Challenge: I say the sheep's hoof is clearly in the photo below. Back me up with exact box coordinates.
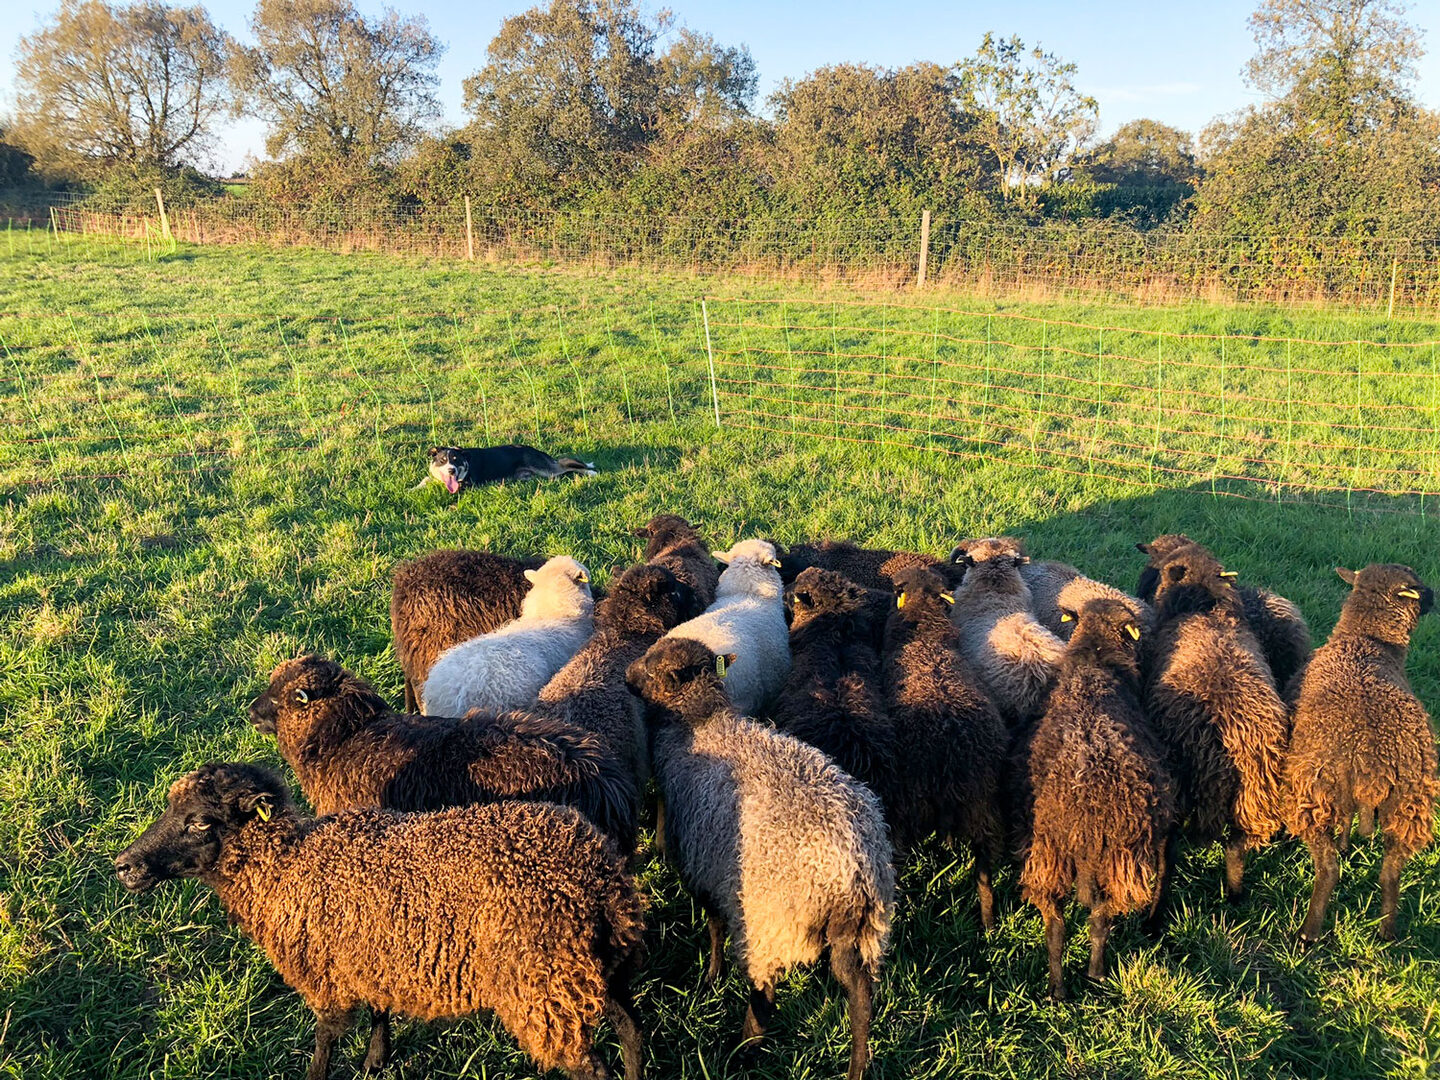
[1377,921,1397,943]
[1295,930,1321,952]
[1048,984,1067,1003]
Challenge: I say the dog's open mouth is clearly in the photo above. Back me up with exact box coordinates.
[443,471,460,494]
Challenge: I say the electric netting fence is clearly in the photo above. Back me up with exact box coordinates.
[5,293,1440,516]
[23,196,1440,312]
[699,299,1440,516]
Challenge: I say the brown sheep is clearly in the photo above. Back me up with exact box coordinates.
[1017,599,1176,999]
[778,539,942,591]
[1135,533,1312,692]
[249,654,636,850]
[538,563,701,819]
[634,514,719,609]
[115,763,645,1080]
[772,567,899,818]
[1142,542,1289,899]
[883,566,1008,930]
[1287,564,1438,944]
[390,549,544,712]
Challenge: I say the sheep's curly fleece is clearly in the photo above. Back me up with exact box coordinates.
[628,636,894,986]
[1142,542,1289,849]
[949,536,1066,724]
[778,540,942,591]
[1019,598,1176,922]
[389,548,544,711]
[251,654,636,849]
[423,555,594,715]
[1287,564,1438,860]
[664,539,790,715]
[169,765,644,1077]
[636,514,720,609]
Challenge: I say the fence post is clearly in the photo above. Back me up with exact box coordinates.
[916,208,931,289]
[1387,254,1399,319]
[701,299,721,428]
[154,188,172,244]
[464,196,475,262]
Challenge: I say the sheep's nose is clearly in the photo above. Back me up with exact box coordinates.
[114,853,141,884]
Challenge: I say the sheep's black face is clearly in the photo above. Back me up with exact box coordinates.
[625,638,733,709]
[789,567,868,628]
[249,655,347,734]
[1149,543,1236,614]
[1064,598,1143,673]
[634,514,700,558]
[115,763,287,893]
[891,567,956,618]
[1134,533,1196,603]
[1338,564,1434,636]
[777,544,818,585]
[605,565,699,629]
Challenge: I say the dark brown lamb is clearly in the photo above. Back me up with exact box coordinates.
[1017,599,1176,1000]
[115,763,645,1080]
[250,654,637,851]
[1287,564,1438,944]
[773,567,899,815]
[1142,542,1290,899]
[881,566,1008,930]
[538,564,701,831]
[1136,533,1312,692]
[634,514,720,608]
[390,548,544,712]
[778,539,943,591]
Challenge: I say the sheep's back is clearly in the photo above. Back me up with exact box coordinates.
[666,597,790,713]
[423,617,595,714]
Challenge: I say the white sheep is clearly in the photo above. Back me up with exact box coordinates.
[421,556,594,716]
[662,538,790,715]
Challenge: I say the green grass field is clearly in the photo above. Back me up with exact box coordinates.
[3,238,1440,1079]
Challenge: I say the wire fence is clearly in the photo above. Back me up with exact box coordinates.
[4,270,1440,514]
[700,298,1440,516]
[24,192,1440,312]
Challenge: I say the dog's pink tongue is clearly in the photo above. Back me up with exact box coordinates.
[444,474,460,494]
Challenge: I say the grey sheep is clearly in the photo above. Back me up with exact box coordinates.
[626,636,894,1080]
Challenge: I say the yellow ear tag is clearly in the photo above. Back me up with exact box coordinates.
[1218,570,1238,579]
[940,593,955,605]
[896,593,906,609]
[1059,612,1073,623]
[255,801,271,823]
[716,655,727,678]
[1126,624,1141,641]
[1398,588,1421,599]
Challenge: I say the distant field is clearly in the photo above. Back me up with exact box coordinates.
[2,240,1438,1079]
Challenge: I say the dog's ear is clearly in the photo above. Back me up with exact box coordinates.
[428,446,440,457]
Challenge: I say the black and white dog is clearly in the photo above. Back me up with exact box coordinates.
[422,444,598,493]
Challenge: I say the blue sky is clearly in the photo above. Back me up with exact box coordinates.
[2,0,1438,174]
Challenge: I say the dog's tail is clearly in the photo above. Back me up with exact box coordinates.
[557,457,598,476]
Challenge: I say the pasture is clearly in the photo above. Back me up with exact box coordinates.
[2,239,1439,1079]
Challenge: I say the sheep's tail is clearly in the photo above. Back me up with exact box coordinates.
[835,792,896,978]
[596,860,648,978]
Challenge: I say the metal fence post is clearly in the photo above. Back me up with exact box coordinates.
[701,299,721,428]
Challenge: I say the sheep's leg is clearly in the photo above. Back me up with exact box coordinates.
[1298,833,1340,946]
[1378,833,1407,942]
[361,1008,390,1073]
[1042,903,1067,1002]
[1223,837,1247,901]
[1086,910,1111,983]
[653,797,668,861]
[975,849,997,934]
[830,944,873,1080]
[307,1008,354,1080]
[703,910,726,986]
[1337,815,1353,854]
[1145,831,1178,936]
[1357,805,1376,839]
[739,981,776,1046]
[402,677,417,715]
[604,972,644,1080]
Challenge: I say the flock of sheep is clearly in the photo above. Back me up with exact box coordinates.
[112,514,1439,1080]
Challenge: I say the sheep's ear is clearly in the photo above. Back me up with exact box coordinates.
[713,551,731,565]
[1015,555,1030,566]
[947,544,971,565]
[1135,541,1151,554]
[1336,567,1358,586]
[632,525,649,539]
[238,791,273,822]
[523,569,538,583]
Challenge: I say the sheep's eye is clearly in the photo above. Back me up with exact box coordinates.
[187,820,211,833]
[292,689,310,705]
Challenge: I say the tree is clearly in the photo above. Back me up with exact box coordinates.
[461,0,755,200]
[769,62,994,216]
[1082,119,1200,186]
[1245,0,1423,137]
[232,0,443,166]
[13,0,231,174]
[957,34,1098,204]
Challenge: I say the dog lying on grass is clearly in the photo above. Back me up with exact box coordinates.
[421,444,597,492]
